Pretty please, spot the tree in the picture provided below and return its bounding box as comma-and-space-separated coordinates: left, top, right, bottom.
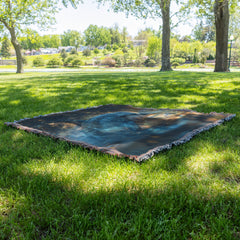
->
1, 36, 11, 59
84, 25, 111, 47
121, 27, 129, 44
214, 0, 229, 71
61, 30, 83, 49
96, 0, 177, 71
229, 5, 240, 40
134, 28, 154, 44
146, 36, 162, 63
0, 0, 60, 73
193, 21, 215, 42
60, 49, 68, 60
109, 24, 121, 46
0, 0, 82, 73
82, 48, 91, 56
180, 35, 193, 42
159, 0, 172, 71
40, 34, 61, 48
188, 0, 239, 72
20, 29, 42, 51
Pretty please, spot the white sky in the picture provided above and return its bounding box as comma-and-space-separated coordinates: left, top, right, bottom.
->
40, 1, 195, 37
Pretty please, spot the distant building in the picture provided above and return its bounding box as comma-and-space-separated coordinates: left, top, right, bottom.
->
78, 45, 89, 52
132, 40, 147, 47
97, 46, 106, 50
58, 46, 75, 53
39, 48, 58, 54
24, 50, 41, 55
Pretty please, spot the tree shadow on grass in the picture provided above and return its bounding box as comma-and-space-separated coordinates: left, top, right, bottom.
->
1, 71, 239, 169
1, 124, 239, 239
1, 142, 240, 239
0, 71, 213, 120
1, 71, 239, 154
0, 71, 240, 239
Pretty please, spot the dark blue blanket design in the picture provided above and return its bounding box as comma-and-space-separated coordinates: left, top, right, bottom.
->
5, 105, 235, 161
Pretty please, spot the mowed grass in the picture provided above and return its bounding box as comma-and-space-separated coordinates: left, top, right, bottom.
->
0, 71, 239, 239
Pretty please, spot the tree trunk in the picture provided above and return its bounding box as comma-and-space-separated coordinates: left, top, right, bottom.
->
214, 0, 229, 72
160, 0, 172, 71
9, 27, 24, 73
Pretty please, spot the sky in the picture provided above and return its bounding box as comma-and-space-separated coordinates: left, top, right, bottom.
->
40, 1, 195, 37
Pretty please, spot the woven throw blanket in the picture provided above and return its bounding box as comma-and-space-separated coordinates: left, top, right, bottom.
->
5, 104, 235, 162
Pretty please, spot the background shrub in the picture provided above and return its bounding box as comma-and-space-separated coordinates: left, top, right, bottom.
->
71, 57, 83, 67
200, 56, 207, 64
102, 57, 116, 67
112, 55, 123, 67
93, 48, 99, 54
133, 58, 143, 67
171, 62, 180, 68
144, 58, 156, 67
112, 44, 119, 51
47, 57, 63, 68
122, 47, 128, 53
64, 56, 75, 66
114, 49, 124, 55
60, 49, 68, 60
70, 48, 78, 55
106, 45, 112, 51
170, 58, 185, 65
82, 49, 91, 57
33, 56, 45, 67
103, 49, 108, 55
22, 56, 28, 65
123, 53, 130, 67
64, 56, 83, 67
94, 58, 101, 66
126, 60, 134, 67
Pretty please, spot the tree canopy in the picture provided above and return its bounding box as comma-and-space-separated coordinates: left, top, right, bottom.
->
0, 0, 59, 30
229, 5, 240, 40
187, 0, 239, 71
0, 0, 82, 73
61, 30, 83, 49
84, 25, 111, 47
0, 36, 11, 59
96, 0, 183, 71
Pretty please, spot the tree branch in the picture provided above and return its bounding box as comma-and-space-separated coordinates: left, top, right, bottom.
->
0, 17, 11, 30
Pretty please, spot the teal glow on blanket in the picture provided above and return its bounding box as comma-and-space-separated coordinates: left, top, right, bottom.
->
5, 104, 235, 162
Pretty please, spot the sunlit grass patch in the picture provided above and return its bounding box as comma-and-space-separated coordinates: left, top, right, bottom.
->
0, 71, 239, 239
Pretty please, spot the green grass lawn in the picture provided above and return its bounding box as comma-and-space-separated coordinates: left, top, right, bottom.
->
0, 71, 239, 239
